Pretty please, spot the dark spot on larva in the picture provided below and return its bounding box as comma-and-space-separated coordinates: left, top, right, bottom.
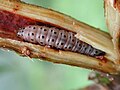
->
48, 39, 50, 42
52, 39, 54, 42
57, 43, 59, 45
31, 39, 34, 41
83, 45, 85, 47
54, 32, 56, 34
28, 33, 30, 36
23, 27, 25, 29
61, 33, 62, 35
44, 29, 47, 31
70, 36, 71, 38
40, 42, 43, 44
29, 26, 31, 28
95, 51, 98, 53
49, 45, 52, 47
38, 36, 40, 38
61, 43, 64, 45
72, 39, 74, 42
51, 30, 53, 32
40, 27, 42, 29
85, 47, 87, 50
69, 47, 71, 49
64, 35, 66, 38
32, 33, 34, 36
42, 36, 44, 39
33, 27, 36, 29
22, 30, 24, 32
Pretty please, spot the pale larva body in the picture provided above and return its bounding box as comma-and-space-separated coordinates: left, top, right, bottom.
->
17, 25, 105, 57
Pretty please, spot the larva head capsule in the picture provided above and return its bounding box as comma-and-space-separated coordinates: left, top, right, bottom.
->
17, 29, 24, 38
17, 26, 37, 43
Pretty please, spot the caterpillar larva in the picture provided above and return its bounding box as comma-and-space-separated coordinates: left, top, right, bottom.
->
17, 25, 105, 57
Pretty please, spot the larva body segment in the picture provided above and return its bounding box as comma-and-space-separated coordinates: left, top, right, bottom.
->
17, 25, 105, 57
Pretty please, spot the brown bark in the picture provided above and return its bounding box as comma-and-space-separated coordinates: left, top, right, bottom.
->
104, 0, 120, 63
81, 0, 120, 89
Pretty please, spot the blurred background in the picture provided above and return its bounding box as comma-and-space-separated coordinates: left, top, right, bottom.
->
0, 0, 108, 90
